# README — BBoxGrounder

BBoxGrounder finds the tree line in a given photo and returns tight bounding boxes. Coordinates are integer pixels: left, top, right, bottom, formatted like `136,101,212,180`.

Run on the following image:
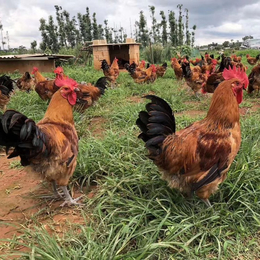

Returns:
37,4,196,53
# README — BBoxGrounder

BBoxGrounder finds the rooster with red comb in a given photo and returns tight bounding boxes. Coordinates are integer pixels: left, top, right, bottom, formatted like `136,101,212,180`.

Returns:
136,66,248,207
0,76,87,206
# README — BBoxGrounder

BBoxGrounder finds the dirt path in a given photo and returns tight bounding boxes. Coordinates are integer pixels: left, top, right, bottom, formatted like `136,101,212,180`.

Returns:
0,155,91,256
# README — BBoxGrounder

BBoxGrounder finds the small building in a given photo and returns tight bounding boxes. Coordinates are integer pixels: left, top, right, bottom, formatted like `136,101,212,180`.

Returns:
91,38,141,70
0,53,74,74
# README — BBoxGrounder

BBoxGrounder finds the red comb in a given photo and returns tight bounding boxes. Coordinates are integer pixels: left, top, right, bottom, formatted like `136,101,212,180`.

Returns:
54,67,64,74
55,77,78,90
222,66,249,89
212,59,218,65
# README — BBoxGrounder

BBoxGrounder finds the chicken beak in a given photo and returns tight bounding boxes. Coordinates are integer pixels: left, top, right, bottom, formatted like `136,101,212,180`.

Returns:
74,87,80,92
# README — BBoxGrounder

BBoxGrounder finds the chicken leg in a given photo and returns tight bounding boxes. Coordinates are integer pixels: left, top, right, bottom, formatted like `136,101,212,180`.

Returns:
59,186,84,207
202,198,212,208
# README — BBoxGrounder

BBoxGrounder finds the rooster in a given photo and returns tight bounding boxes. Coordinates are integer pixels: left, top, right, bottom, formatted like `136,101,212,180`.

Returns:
248,64,260,95
16,72,35,92
139,60,146,70
171,58,183,81
75,77,108,112
0,77,85,206
136,66,249,206
0,75,15,111
31,67,47,84
101,57,120,87
35,67,65,101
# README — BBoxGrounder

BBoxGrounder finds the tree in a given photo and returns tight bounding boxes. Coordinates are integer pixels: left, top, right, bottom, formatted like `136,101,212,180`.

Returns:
185,9,191,46
242,35,253,42
160,11,167,46
55,5,66,47
177,4,184,46
39,18,50,51
149,6,160,43
47,15,59,53
104,20,113,43
222,41,230,47
30,40,37,53
137,11,149,47
0,22,5,50
191,25,196,47
168,10,177,46
92,13,99,40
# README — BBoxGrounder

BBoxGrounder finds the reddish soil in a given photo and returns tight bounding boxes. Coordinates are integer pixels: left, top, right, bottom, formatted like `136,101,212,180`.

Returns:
0,155,92,256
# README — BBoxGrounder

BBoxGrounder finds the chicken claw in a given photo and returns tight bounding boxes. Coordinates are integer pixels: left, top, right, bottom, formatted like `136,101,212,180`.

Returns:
202,199,212,208
60,186,84,207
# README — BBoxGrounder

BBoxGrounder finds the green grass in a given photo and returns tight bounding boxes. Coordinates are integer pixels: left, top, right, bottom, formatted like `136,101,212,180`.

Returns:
1,53,260,259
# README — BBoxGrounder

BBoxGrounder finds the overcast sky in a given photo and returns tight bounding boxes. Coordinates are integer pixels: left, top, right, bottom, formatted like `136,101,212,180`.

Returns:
1,0,260,49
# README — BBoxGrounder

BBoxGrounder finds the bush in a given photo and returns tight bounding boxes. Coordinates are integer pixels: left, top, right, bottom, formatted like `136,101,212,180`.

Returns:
142,44,164,64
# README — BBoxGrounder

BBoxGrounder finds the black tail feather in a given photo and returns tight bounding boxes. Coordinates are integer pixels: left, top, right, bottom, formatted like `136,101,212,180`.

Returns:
136,95,175,158
0,110,49,166
95,77,108,95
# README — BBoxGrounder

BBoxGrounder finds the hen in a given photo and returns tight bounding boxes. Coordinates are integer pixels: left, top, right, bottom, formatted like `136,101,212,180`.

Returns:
248,64,260,95
202,72,224,94
136,66,248,206
156,62,168,78
0,77,84,206
181,59,208,98
127,63,157,84
0,75,15,111
75,77,108,112
246,54,260,66
16,72,35,92
101,57,120,87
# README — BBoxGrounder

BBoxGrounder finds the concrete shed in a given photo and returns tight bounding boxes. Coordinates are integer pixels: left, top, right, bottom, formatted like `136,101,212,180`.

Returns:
91,38,141,70
0,54,74,74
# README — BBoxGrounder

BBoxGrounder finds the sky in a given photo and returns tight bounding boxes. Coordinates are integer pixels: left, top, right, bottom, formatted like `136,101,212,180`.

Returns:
1,0,260,49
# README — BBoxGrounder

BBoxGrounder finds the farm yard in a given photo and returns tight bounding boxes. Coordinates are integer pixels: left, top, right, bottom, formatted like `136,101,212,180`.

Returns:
0,49,260,260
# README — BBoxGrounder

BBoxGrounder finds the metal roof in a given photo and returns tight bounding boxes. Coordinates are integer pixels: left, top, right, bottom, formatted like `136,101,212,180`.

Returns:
0,53,74,59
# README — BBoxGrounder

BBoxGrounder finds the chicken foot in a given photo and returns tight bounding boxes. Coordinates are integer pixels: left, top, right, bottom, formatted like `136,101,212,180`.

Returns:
59,186,84,207
38,181,64,200
201,198,212,208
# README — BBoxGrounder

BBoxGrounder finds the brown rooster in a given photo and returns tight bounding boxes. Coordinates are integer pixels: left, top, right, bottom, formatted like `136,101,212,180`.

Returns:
31,67,47,84
171,58,183,81
101,57,120,87
16,72,35,92
136,66,249,206
0,77,85,206
35,67,65,101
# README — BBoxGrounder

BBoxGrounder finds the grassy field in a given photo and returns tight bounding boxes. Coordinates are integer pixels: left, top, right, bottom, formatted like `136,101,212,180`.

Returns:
1,50,260,259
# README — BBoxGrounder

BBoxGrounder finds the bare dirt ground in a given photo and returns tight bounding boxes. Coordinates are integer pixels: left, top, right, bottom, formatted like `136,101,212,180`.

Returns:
0,155,95,257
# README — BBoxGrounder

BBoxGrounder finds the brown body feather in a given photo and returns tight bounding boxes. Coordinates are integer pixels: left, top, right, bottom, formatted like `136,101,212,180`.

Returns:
137,78,244,204
35,79,59,101
17,72,35,92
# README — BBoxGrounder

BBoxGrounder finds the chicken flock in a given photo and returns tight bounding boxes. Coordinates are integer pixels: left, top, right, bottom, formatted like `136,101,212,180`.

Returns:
0,52,259,207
